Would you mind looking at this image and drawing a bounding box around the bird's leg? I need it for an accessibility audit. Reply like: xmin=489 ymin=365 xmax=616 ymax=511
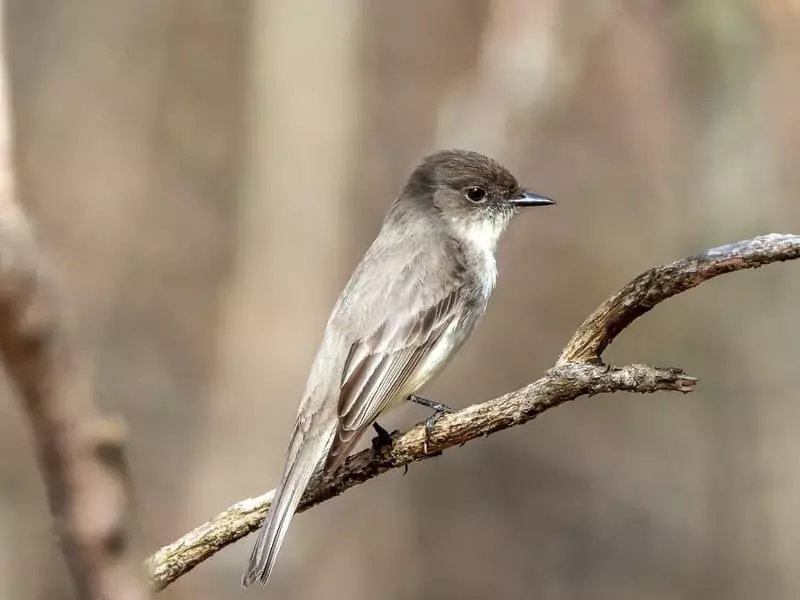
xmin=408 ymin=394 xmax=453 ymax=453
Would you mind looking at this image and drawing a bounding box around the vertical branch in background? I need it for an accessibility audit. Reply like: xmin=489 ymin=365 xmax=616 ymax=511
xmin=0 ymin=5 xmax=149 ymax=600
xmin=681 ymin=5 xmax=775 ymax=598
xmin=435 ymin=0 xmax=562 ymax=158
xmin=184 ymin=0 xmax=363 ymax=591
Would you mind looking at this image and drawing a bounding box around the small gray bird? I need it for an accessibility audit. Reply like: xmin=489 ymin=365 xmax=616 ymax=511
xmin=242 ymin=149 xmax=554 ymax=586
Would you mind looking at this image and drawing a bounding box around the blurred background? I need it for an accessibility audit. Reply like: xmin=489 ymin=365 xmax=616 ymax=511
xmin=1 ymin=0 xmax=799 ymax=599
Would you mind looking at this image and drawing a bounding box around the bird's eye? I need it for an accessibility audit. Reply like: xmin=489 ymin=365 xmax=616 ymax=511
xmin=465 ymin=186 xmax=487 ymax=203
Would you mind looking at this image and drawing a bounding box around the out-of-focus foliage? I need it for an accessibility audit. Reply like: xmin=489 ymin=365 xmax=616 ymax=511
xmin=1 ymin=1 xmax=799 ymax=599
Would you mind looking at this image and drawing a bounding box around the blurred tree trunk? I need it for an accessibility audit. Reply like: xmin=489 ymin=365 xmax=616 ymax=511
xmin=181 ymin=0 xmax=362 ymax=596
xmin=680 ymin=3 xmax=781 ymax=598
xmin=3 ymin=1 xmax=247 ymax=598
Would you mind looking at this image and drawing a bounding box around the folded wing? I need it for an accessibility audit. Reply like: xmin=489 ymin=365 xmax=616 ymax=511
xmin=324 ymin=289 xmax=461 ymax=471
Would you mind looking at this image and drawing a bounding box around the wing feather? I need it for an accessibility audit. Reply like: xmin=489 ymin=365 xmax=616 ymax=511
xmin=324 ymin=290 xmax=461 ymax=470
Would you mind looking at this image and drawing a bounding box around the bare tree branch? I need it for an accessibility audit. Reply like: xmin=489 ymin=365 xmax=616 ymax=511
xmin=147 ymin=364 xmax=695 ymax=591
xmin=558 ymin=233 xmax=800 ymax=365
xmin=146 ymin=232 xmax=800 ymax=591
xmin=0 ymin=5 xmax=149 ymax=600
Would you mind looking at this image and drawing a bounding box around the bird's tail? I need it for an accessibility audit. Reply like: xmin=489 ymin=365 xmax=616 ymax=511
xmin=241 ymin=421 xmax=334 ymax=587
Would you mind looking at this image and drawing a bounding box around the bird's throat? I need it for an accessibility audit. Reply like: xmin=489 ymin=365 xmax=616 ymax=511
xmin=448 ymin=215 xmax=507 ymax=295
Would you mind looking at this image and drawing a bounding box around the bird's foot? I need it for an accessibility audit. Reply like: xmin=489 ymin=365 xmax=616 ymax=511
xmin=371 ymin=422 xmax=397 ymax=451
xmin=408 ymin=394 xmax=453 ymax=454
xmin=371 ymin=422 xmax=408 ymax=475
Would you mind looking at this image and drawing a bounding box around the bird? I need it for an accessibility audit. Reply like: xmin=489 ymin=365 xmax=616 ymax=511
xmin=242 ymin=149 xmax=555 ymax=586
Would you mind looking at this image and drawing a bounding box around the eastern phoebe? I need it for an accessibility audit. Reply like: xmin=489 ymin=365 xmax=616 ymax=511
xmin=242 ymin=149 xmax=554 ymax=586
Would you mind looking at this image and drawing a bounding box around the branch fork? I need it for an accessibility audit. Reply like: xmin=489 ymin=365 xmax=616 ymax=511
xmin=145 ymin=233 xmax=800 ymax=591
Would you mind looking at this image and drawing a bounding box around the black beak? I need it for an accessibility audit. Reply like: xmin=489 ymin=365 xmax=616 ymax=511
xmin=509 ymin=190 xmax=556 ymax=207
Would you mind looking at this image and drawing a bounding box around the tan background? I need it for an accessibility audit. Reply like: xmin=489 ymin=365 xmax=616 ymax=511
xmin=2 ymin=1 xmax=800 ymax=599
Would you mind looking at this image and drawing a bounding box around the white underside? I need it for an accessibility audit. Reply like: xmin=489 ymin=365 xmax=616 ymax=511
xmin=404 ymin=316 xmax=472 ymax=394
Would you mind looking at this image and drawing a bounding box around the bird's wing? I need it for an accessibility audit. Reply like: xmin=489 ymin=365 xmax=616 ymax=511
xmin=324 ymin=288 xmax=462 ymax=471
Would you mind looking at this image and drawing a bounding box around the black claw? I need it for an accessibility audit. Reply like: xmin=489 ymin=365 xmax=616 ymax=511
xmin=372 ymin=423 xmax=407 ymax=474
xmin=371 ymin=422 xmax=395 ymax=451
xmin=409 ymin=394 xmax=453 ymax=453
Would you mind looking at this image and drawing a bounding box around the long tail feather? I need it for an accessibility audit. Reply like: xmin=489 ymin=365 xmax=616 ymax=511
xmin=241 ymin=424 xmax=333 ymax=586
